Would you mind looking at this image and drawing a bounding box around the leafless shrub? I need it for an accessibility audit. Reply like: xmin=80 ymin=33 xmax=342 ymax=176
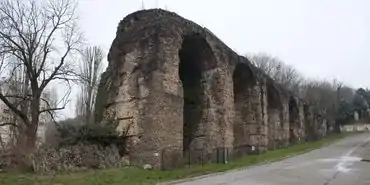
xmin=30 ymin=144 xmax=123 ymax=174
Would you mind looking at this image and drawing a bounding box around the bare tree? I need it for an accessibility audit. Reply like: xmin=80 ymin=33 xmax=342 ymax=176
xmin=0 ymin=0 xmax=82 ymax=153
xmin=299 ymin=78 xmax=349 ymax=122
xmin=248 ymin=53 xmax=303 ymax=94
xmin=76 ymin=46 xmax=104 ymax=124
xmin=248 ymin=52 xmax=282 ymax=78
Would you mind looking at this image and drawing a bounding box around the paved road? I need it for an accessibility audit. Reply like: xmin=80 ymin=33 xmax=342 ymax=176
xmin=174 ymin=133 xmax=370 ymax=185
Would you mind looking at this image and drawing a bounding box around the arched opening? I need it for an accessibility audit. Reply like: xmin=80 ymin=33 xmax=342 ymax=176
xmin=178 ymin=34 xmax=216 ymax=155
xmin=232 ymin=63 xmax=255 ymax=156
xmin=267 ymin=84 xmax=283 ymax=149
xmin=289 ymin=97 xmax=299 ymax=144
xmin=303 ymin=104 xmax=311 ymax=141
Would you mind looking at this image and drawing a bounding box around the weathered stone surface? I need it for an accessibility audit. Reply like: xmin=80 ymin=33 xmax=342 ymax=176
xmin=289 ymin=97 xmax=300 ymax=144
xmin=95 ymin=9 xmax=330 ymax=169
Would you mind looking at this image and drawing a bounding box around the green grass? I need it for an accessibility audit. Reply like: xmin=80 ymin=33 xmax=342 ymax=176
xmin=0 ymin=133 xmax=349 ymax=185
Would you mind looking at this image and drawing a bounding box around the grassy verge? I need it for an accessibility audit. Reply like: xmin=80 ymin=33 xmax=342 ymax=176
xmin=0 ymin=133 xmax=349 ymax=185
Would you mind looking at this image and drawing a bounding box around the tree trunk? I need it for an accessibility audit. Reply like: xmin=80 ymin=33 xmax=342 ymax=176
xmin=29 ymin=93 xmax=40 ymax=151
xmin=11 ymin=121 xmax=37 ymax=172
xmin=11 ymin=94 xmax=39 ymax=172
xmin=15 ymin=93 xmax=39 ymax=153
xmin=86 ymin=84 xmax=92 ymax=124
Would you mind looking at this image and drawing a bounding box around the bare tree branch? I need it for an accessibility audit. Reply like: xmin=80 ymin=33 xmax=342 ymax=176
xmin=0 ymin=92 xmax=29 ymax=126
xmin=248 ymin=53 xmax=303 ymax=94
xmin=39 ymin=107 xmax=65 ymax=114
xmin=0 ymin=0 xmax=81 ymax=151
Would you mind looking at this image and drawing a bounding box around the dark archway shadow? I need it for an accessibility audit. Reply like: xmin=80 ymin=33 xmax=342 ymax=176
xmin=303 ymin=104 xmax=312 ymax=141
xmin=267 ymin=84 xmax=283 ymax=149
xmin=178 ymin=34 xmax=217 ymax=158
xmin=232 ymin=62 xmax=256 ymax=157
xmin=289 ymin=97 xmax=299 ymax=144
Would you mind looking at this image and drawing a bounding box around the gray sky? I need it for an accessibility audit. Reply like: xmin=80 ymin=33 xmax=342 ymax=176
xmin=62 ymin=0 xmax=370 ymax=118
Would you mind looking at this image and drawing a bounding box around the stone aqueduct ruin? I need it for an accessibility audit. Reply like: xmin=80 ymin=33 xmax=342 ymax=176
xmin=95 ymin=9 xmax=326 ymax=169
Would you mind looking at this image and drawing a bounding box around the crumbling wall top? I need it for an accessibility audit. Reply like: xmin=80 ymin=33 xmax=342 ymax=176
xmin=108 ymin=8 xmax=309 ymax=109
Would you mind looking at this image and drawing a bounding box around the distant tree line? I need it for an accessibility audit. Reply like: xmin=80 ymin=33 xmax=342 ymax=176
xmin=248 ymin=52 xmax=370 ymax=126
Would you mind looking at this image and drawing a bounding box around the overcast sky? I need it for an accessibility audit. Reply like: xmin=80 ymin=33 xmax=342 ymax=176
xmin=62 ymin=0 xmax=370 ymax=118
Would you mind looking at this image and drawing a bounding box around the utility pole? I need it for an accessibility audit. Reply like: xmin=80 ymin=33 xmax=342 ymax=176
xmin=335 ymin=85 xmax=342 ymax=133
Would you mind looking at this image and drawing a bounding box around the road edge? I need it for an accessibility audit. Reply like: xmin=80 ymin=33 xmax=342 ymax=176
xmin=158 ymin=134 xmax=351 ymax=185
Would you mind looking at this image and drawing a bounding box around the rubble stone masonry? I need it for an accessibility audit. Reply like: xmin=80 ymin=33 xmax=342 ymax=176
xmin=95 ymin=9 xmax=326 ymax=169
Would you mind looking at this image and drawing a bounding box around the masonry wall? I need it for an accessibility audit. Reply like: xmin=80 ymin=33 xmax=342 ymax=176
xmin=266 ymin=84 xmax=282 ymax=149
xmin=281 ymin=97 xmax=291 ymax=146
xmin=298 ymin=101 xmax=305 ymax=139
xmin=97 ymin=9 xmax=325 ymax=169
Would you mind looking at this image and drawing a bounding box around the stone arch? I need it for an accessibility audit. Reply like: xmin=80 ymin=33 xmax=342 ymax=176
xmin=178 ymin=33 xmax=217 ymax=157
xmin=232 ymin=62 xmax=256 ymax=156
xmin=289 ymin=97 xmax=300 ymax=144
xmin=267 ymin=84 xmax=283 ymax=149
xmin=303 ymin=104 xmax=311 ymax=140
